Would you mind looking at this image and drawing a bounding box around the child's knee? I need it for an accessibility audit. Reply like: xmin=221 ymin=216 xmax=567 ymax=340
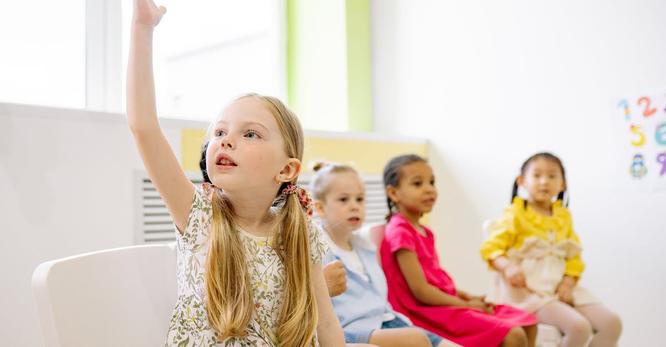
xmin=568 ymin=317 xmax=593 ymax=340
xmin=601 ymin=311 xmax=623 ymax=338
xmin=504 ymin=326 xmax=528 ymax=346
xmin=413 ymin=330 xmax=431 ymax=346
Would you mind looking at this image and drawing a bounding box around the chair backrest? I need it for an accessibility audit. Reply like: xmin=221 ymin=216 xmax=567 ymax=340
xmin=32 ymin=244 xmax=177 ymax=347
xmin=368 ymin=224 xmax=386 ymax=249
xmin=367 ymin=224 xmax=386 ymax=264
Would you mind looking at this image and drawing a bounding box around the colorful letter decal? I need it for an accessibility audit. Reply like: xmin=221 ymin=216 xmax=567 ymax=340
xmin=656 ymin=123 xmax=666 ymax=146
xmin=638 ymin=96 xmax=657 ymax=117
xmin=630 ymin=125 xmax=646 ymax=147
xmin=630 ymin=154 xmax=648 ymax=179
xmin=618 ymin=94 xmax=666 ymax=182
xmin=618 ymin=99 xmax=631 ymax=121
xmin=657 ymin=153 xmax=666 ymax=176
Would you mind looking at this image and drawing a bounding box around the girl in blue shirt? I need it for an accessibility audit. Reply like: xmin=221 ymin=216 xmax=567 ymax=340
xmin=311 ymin=163 xmax=459 ymax=347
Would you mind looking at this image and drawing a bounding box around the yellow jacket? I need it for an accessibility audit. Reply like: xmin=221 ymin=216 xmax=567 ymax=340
xmin=480 ymin=197 xmax=585 ymax=278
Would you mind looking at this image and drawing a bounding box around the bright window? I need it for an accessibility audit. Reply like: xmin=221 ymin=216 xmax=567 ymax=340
xmin=0 ymin=1 xmax=86 ymax=109
xmin=121 ymin=0 xmax=286 ymax=122
xmin=0 ymin=1 xmax=284 ymax=122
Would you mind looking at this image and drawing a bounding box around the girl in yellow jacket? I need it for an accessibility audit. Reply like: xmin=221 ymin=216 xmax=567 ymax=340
xmin=480 ymin=153 xmax=622 ymax=347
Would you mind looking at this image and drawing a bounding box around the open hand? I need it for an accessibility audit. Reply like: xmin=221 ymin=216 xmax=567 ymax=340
xmin=133 ymin=0 xmax=167 ymax=27
xmin=323 ymin=260 xmax=347 ymax=297
xmin=503 ymin=263 xmax=526 ymax=288
xmin=556 ymin=277 xmax=576 ymax=306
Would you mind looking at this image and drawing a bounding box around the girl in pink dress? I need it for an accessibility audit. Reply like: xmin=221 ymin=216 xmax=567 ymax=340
xmin=379 ymin=154 xmax=537 ymax=347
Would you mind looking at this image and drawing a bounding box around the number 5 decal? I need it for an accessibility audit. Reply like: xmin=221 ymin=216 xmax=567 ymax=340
xmin=630 ymin=125 xmax=646 ymax=147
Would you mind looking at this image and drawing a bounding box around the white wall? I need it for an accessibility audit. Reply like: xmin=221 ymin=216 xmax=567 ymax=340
xmin=0 ymin=103 xmax=207 ymax=347
xmin=371 ymin=0 xmax=666 ymax=345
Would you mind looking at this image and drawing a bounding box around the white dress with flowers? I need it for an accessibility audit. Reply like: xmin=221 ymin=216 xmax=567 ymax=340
xmin=165 ymin=184 xmax=328 ymax=346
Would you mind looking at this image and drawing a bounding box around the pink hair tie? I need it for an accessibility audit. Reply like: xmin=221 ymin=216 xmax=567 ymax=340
xmin=277 ymin=184 xmax=313 ymax=216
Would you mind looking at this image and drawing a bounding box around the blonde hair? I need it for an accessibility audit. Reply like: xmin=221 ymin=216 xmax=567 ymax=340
xmin=309 ymin=162 xmax=358 ymax=201
xmin=205 ymin=93 xmax=317 ymax=346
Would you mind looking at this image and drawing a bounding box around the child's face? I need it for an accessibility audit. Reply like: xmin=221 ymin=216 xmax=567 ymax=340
xmin=518 ymin=158 xmax=565 ymax=204
xmin=316 ymin=172 xmax=366 ymax=236
xmin=389 ymin=161 xmax=437 ymax=215
xmin=206 ymin=97 xmax=297 ymax=193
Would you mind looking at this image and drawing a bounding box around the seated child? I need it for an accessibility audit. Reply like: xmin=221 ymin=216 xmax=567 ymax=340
xmin=380 ymin=154 xmax=538 ymax=347
xmin=311 ymin=163 xmax=459 ymax=347
xmin=481 ymin=152 xmax=622 ymax=347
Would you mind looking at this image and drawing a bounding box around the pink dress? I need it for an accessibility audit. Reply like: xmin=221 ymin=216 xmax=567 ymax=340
xmin=380 ymin=213 xmax=537 ymax=347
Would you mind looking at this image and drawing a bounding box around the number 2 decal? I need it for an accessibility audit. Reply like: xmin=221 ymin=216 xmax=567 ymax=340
xmin=637 ymin=96 xmax=656 ymax=117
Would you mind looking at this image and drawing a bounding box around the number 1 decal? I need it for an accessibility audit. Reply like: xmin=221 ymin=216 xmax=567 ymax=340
xmin=618 ymin=99 xmax=631 ymax=120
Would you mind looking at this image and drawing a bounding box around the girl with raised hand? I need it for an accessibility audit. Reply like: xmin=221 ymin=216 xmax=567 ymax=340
xmin=127 ymin=1 xmax=344 ymax=345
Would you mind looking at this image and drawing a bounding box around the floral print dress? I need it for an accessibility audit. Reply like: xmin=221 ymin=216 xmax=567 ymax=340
xmin=165 ymin=184 xmax=328 ymax=346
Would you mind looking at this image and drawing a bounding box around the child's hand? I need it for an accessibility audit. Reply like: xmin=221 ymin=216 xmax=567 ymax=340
xmin=503 ymin=263 xmax=526 ymax=288
xmin=556 ymin=276 xmax=576 ymax=306
xmin=457 ymin=289 xmax=471 ymax=301
xmin=458 ymin=290 xmax=485 ymax=302
xmin=323 ymin=260 xmax=347 ymax=297
xmin=466 ymin=298 xmax=494 ymax=314
xmin=133 ymin=0 xmax=167 ymax=28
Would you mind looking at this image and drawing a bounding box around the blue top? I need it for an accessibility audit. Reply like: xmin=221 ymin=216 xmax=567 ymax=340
xmin=323 ymin=232 xmax=411 ymax=342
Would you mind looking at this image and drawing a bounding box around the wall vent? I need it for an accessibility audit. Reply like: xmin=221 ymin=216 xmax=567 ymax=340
xmin=135 ymin=172 xmax=388 ymax=244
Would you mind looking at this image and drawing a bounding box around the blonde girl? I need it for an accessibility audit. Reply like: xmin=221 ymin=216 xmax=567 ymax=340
xmin=127 ymin=1 xmax=344 ymax=345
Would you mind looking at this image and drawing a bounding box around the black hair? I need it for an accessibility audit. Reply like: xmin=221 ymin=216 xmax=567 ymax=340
xmin=512 ymin=152 xmax=568 ymax=206
xmin=382 ymin=154 xmax=427 ymax=221
xmin=200 ymin=140 xmax=211 ymax=184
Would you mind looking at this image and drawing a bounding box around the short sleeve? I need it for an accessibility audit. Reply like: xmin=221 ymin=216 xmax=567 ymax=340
xmin=385 ymin=220 xmax=418 ymax=254
xmin=176 ymin=183 xmax=214 ymax=251
xmin=308 ymin=220 xmax=329 ymax=264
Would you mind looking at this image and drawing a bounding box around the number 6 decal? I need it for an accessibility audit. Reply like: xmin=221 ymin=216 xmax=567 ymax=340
xmin=657 ymin=123 xmax=666 ymax=146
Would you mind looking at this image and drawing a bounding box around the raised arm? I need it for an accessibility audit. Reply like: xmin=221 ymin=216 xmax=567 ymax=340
xmin=127 ymin=0 xmax=194 ymax=232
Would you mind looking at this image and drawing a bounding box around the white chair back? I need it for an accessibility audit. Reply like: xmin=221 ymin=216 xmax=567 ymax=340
xmin=32 ymin=244 xmax=177 ymax=347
